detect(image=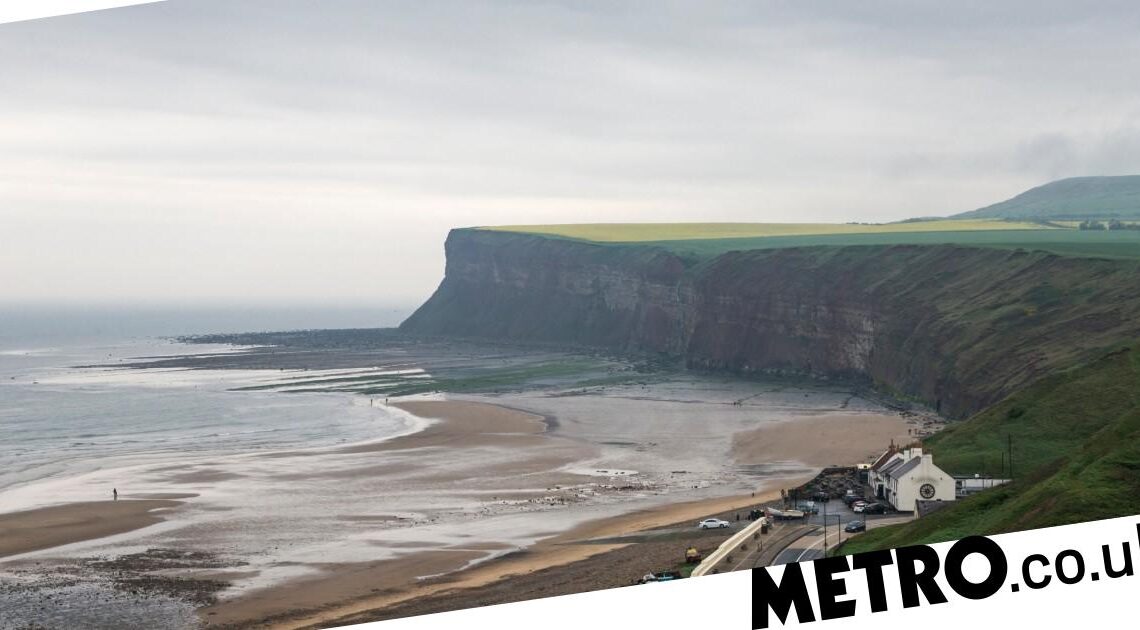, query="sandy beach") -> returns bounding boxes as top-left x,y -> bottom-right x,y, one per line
237,486 -> 799,630
197,400 -> 613,627
340,400 -> 548,452
2,378 -> 917,629
0,499 -> 184,559
732,411 -> 921,468
193,396 -> 909,628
